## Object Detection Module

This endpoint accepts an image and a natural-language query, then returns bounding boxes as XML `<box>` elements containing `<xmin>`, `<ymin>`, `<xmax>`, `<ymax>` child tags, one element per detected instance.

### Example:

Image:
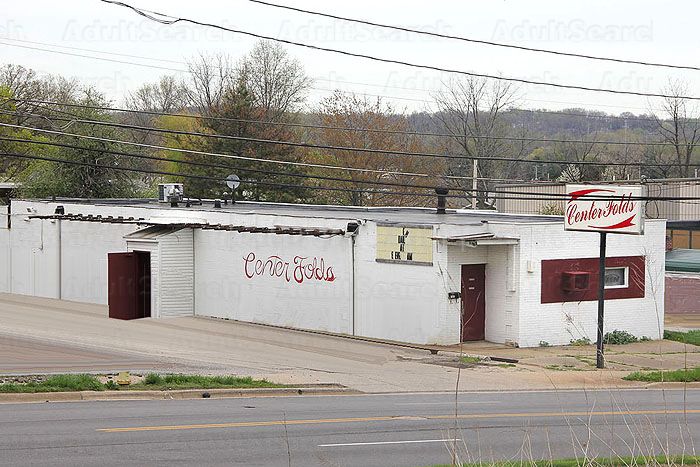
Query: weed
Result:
<box><xmin>538</xmin><ymin>341</ymin><xmax>550</xmax><ymax>347</ymax></box>
<box><xmin>604</xmin><ymin>330</ymin><xmax>638</xmax><ymax>345</ymax></box>
<box><xmin>459</xmin><ymin>356</ymin><xmax>481</xmax><ymax>365</ymax></box>
<box><xmin>572</xmin><ymin>355</ymin><xmax>596</xmax><ymax>367</ymax></box>
<box><xmin>143</xmin><ymin>373</ymin><xmax>163</xmax><ymax>385</ymax></box>
<box><xmin>569</xmin><ymin>337</ymin><xmax>591</xmax><ymax>346</ymax></box>
<box><xmin>104</xmin><ymin>380</ymin><xmax>119</xmax><ymax>390</ymax></box>
<box><xmin>0</xmin><ymin>374</ymin><xmax>104</xmax><ymax>393</ymax></box>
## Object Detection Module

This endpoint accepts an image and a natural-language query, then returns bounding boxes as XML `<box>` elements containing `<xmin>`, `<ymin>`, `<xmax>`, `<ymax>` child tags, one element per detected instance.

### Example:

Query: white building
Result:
<box><xmin>0</xmin><ymin>195</ymin><xmax>666</xmax><ymax>347</ymax></box>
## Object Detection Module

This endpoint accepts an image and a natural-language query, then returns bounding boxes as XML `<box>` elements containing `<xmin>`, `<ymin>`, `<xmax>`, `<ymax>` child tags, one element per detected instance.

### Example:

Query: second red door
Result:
<box><xmin>461</xmin><ymin>264</ymin><xmax>486</xmax><ymax>341</ymax></box>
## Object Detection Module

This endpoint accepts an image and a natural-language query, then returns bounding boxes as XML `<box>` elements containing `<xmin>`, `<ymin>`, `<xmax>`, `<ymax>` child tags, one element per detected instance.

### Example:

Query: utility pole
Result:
<box><xmin>472</xmin><ymin>159</ymin><xmax>478</xmax><ymax>209</ymax></box>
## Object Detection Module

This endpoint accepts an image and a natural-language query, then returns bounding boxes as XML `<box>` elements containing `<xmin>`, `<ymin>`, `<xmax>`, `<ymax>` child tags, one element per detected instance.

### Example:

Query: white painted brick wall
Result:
<box><xmin>2</xmin><ymin>201</ymin><xmax>666</xmax><ymax>347</ymax></box>
<box><xmin>509</xmin><ymin>220</ymin><xmax>666</xmax><ymax>347</ymax></box>
<box><xmin>194</xmin><ymin>229</ymin><xmax>352</xmax><ymax>334</ymax></box>
<box><xmin>0</xmin><ymin>205</ymin><xmax>8</xmax><ymax>293</ymax></box>
<box><xmin>354</xmin><ymin>222</ymin><xmax>447</xmax><ymax>344</ymax></box>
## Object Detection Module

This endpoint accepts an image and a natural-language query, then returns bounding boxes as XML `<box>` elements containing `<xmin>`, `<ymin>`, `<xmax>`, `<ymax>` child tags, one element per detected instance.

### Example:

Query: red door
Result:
<box><xmin>461</xmin><ymin>264</ymin><xmax>486</xmax><ymax>341</ymax></box>
<box><xmin>108</xmin><ymin>252</ymin><xmax>151</xmax><ymax>320</ymax></box>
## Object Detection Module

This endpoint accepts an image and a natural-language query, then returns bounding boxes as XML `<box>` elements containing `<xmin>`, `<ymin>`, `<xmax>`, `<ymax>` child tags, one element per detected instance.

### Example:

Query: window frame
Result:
<box><xmin>604</xmin><ymin>266</ymin><xmax>629</xmax><ymax>289</ymax></box>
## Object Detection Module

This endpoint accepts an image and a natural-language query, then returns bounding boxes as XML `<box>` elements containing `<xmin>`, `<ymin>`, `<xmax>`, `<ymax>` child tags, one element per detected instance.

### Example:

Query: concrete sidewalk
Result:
<box><xmin>0</xmin><ymin>293</ymin><xmax>696</xmax><ymax>393</ymax></box>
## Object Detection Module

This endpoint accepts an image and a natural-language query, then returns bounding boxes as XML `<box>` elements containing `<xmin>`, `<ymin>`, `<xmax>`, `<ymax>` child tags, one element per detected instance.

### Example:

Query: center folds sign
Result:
<box><xmin>565</xmin><ymin>184</ymin><xmax>645</xmax><ymax>235</ymax></box>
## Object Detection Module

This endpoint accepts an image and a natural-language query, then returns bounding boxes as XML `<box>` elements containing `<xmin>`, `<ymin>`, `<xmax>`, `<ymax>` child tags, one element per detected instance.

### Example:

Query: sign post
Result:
<box><xmin>564</xmin><ymin>184</ymin><xmax>645</xmax><ymax>369</ymax></box>
<box><xmin>596</xmin><ymin>232</ymin><xmax>606</xmax><ymax>369</ymax></box>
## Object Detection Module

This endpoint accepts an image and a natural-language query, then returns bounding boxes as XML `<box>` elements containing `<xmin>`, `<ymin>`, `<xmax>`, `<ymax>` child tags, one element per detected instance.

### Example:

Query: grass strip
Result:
<box><xmin>132</xmin><ymin>373</ymin><xmax>285</xmax><ymax>390</ymax></box>
<box><xmin>0</xmin><ymin>373</ymin><xmax>284</xmax><ymax>393</ymax></box>
<box><xmin>0</xmin><ymin>374</ymin><xmax>105</xmax><ymax>393</ymax></box>
<box><xmin>623</xmin><ymin>367</ymin><xmax>700</xmax><ymax>382</ymax></box>
<box><xmin>428</xmin><ymin>454</ymin><xmax>700</xmax><ymax>466</ymax></box>
<box><xmin>664</xmin><ymin>329</ymin><xmax>700</xmax><ymax>346</ymax></box>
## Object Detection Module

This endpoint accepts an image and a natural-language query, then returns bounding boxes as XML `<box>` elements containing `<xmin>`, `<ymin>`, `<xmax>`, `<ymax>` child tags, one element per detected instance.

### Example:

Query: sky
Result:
<box><xmin>2</xmin><ymin>0</ymin><xmax>698</xmax><ymax>116</ymax></box>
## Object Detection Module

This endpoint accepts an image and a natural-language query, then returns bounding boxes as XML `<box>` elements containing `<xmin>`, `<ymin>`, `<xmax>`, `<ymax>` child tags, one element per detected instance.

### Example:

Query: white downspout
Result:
<box><xmin>350</xmin><ymin>234</ymin><xmax>356</xmax><ymax>335</ymax></box>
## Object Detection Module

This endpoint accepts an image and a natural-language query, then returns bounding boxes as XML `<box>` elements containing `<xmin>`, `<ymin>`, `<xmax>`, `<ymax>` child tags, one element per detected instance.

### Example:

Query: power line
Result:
<box><xmin>31</xmin><ymin>111</ymin><xmax>678</xmax><ymax>148</ymax></box>
<box><xmin>0</xmin><ymin>136</ymin><xmax>455</xmax><ymax>192</ymax></box>
<box><xmin>101</xmin><ymin>0</ymin><xmax>700</xmax><ymax>101</ymax></box>
<box><xmin>0</xmin><ymin>40</ymin><xmax>428</xmax><ymax>105</ymax></box>
<box><xmin>5</xmin><ymin>99</ymin><xmax>672</xmax><ymax>150</ymax></box>
<box><xmin>5</xmin><ymin>106</ymin><xmax>547</xmax><ymax>186</ymax></box>
<box><xmin>2</xmin><ymin>134</ymin><xmax>580</xmax><ymax>191</ymax></box>
<box><xmin>2</xmin><ymin>119</ymin><xmax>689</xmax><ymax>170</ymax></box>
<box><xmin>0</xmin><ymin>41</ymin><xmax>185</xmax><ymax>73</ymax></box>
<box><xmin>0</xmin><ymin>121</ymin><xmax>475</xmax><ymax>179</ymax></box>
<box><xmin>247</xmin><ymin>0</ymin><xmax>700</xmax><ymax>73</ymax></box>
<box><xmin>11</xmin><ymin>98</ymin><xmax>659</xmax><ymax>144</ymax></box>
<box><xmin>0</xmin><ymin>151</ymin><xmax>447</xmax><ymax>199</ymax></box>
<box><xmin>4</xmin><ymin>149</ymin><xmax>698</xmax><ymax>202</ymax></box>
<box><xmin>1</xmin><ymin>38</ymin><xmax>670</xmax><ymax>117</ymax></box>
<box><xmin>1</xmin><ymin>37</ymin><xmax>436</xmax><ymax>102</ymax></box>
<box><xmin>8</xmin><ymin>118</ymin><xmax>700</xmax><ymax>200</ymax></box>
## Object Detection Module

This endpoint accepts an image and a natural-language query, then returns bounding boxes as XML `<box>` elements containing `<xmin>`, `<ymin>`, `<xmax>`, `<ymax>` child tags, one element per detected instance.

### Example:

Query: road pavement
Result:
<box><xmin>1</xmin><ymin>388</ymin><xmax>698</xmax><ymax>466</ymax></box>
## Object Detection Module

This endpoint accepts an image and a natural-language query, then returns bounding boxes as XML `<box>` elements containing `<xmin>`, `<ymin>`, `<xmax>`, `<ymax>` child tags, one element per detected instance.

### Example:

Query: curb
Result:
<box><xmin>0</xmin><ymin>386</ymin><xmax>359</xmax><ymax>404</ymax></box>
<box><xmin>645</xmin><ymin>382</ymin><xmax>700</xmax><ymax>389</ymax></box>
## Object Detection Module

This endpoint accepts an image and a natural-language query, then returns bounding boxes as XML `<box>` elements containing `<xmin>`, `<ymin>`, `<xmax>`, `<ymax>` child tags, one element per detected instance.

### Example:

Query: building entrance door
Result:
<box><xmin>108</xmin><ymin>251</ymin><xmax>151</xmax><ymax>320</ymax></box>
<box><xmin>461</xmin><ymin>264</ymin><xmax>486</xmax><ymax>341</ymax></box>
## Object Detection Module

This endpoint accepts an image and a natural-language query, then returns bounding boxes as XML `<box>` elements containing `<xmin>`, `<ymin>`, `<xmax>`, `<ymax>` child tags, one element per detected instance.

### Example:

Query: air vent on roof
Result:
<box><xmin>158</xmin><ymin>183</ymin><xmax>184</xmax><ymax>203</ymax></box>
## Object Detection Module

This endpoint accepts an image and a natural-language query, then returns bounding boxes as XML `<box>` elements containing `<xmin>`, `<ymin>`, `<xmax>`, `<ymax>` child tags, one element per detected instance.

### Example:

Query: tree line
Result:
<box><xmin>1</xmin><ymin>40</ymin><xmax>699</xmax><ymax>208</ymax></box>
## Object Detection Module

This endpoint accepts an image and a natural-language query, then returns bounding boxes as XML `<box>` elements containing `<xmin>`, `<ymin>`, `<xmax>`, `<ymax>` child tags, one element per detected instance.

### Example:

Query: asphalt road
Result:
<box><xmin>1</xmin><ymin>388</ymin><xmax>698</xmax><ymax>466</ymax></box>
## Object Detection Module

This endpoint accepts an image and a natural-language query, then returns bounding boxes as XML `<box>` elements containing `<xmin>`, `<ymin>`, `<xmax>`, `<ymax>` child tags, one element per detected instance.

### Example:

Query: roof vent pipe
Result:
<box><xmin>54</xmin><ymin>205</ymin><xmax>65</xmax><ymax>215</ymax></box>
<box><xmin>435</xmin><ymin>187</ymin><xmax>449</xmax><ymax>214</ymax></box>
<box><xmin>214</xmin><ymin>199</ymin><xmax>222</xmax><ymax>209</ymax></box>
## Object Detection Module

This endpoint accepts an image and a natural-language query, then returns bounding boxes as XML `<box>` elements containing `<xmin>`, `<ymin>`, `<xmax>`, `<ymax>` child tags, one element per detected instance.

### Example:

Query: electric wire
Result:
<box><xmin>4</xmin><ymin>99</ymin><xmax>674</xmax><ymax>149</ymax></box>
<box><xmin>0</xmin><ymin>151</ymin><xmax>447</xmax><ymax>199</ymax></box>
<box><xmin>100</xmin><ymin>0</ymin><xmax>700</xmax><ymax>101</ymax></box>
<box><xmin>3</xmin><ymin>120</ymin><xmax>693</xmax><ymax>170</ymax></box>
<box><xmin>0</xmin><ymin>37</ymin><xmax>667</xmax><ymax>115</ymax></box>
<box><xmin>0</xmin><ymin>37</ymin><xmax>671</xmax><ymax>118</ymax></box>
<box><xmin>247</xmin><ymin>0</ymin><xmax>700</xmax><ymax>73</ymax></box>
<box><xmin>4</xmin><ymin>136</ymin><xmax>700</xmax><ymax>202</ymax></box>
<box><xmin>5</xmin><ymin>150</ymin><xmax>700</xmax><ymax>202</ymax></box>
<box><xmin>0</xmin><ymin>136</ymin><xmax>456</xmax><ymax>192</ymax></box>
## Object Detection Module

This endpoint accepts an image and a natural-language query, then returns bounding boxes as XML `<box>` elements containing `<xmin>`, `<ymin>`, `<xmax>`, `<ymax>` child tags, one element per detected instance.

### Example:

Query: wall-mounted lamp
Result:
<box><xmin>346</xmin><ymin>222</ymin><xmax>360</xmax><ymax>237</ymax></box>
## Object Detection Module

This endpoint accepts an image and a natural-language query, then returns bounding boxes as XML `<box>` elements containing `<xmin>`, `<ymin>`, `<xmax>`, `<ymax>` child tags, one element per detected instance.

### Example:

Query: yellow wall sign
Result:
<box><xmin>376</xmin><ymin>225</ymin><xmax>433</xmax><ymax>265</ymax></box>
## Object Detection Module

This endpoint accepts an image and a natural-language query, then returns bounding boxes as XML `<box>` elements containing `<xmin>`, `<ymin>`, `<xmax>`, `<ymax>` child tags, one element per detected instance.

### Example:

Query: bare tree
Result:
<box><xmin>433</xmin><ymin>77</ymin><xmax>526</xmax><ymax>208</ymax></box>
<box><xmin>316</xmin><ymin>91</ymin><xmax>442</xmax><ymax>206</ymax></box>
<box><xmin>237</xmin><ymin>40</ymin><xmax>311</xmax><ymax>121</ymax></box>
<box><xmin>652</xmin><ymin>80</ymin><xmax>700</xmax><ymax>178</ymax></box>
<box><xmin>184</xmin><ymin>53</ymin><xmax>236</xmax><ymax>116</ymax></box>
<box><xmin>126</xmin><ymin>75</ymin><xmax>187</xmax><ymax>113</ymax></box>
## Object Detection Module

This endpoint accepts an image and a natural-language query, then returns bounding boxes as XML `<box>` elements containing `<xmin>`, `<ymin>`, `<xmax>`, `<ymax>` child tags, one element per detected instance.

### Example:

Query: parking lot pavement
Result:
<box><xmin>0</xmin><ymin>334</ymin><xmax>175</xmax><ymax>375</ymax></box>
<box><xmin>0</xmin><ymin>293</ymin><xmax>696</xmax><ymax>393</ymax></box>
<box><xmin>665</xmin><ymin>313</ymin><xmax>700</xmax><ymax>331</ymax></box>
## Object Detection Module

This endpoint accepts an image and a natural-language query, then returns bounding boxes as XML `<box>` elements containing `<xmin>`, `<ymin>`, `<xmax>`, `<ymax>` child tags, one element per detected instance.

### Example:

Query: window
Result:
<box><xmin>604</xmin><ymin>267</ymin><xmax>628</xmax><ymax>289</ymax></box>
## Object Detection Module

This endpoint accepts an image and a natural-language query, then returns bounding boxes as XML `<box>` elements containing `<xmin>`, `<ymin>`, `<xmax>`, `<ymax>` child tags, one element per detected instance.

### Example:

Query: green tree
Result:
<box><xmin>18</xmin><ymin>90</ymin><xmax>139</xmax><ymax>198</ymax></box>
